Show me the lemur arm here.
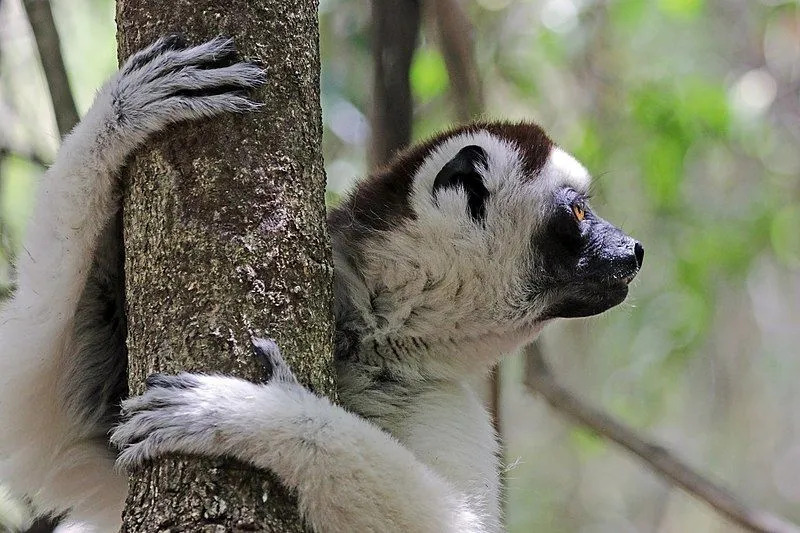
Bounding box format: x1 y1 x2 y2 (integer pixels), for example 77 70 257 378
112 340 489 533
0 36 265 530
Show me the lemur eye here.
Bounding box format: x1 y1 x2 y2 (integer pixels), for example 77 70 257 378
572 202 585 222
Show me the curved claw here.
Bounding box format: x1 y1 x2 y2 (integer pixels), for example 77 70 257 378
251 337 298 385
145 372 202 390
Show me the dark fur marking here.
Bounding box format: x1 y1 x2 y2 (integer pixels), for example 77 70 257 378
121 34 187 75
328 121 554 237
432 145 489 223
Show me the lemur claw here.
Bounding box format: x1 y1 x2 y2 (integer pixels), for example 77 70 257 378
251 337 299 385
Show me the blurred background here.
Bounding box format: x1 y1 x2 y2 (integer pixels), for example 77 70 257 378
1 0 799 531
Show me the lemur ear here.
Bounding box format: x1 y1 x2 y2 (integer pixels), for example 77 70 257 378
432 145 490 223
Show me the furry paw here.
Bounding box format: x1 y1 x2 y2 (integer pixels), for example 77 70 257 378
111 373 246 469
106 35 265 145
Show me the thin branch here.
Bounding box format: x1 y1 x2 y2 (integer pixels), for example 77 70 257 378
430 0 483 122
369 0 421 169
0 142 49 169
523 344 800 533
22 0 79 137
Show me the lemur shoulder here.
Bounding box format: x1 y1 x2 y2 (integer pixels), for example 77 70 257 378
0 36 643 532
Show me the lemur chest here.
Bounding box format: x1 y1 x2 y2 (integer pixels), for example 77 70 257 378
386 383 500 504
336 362 500 507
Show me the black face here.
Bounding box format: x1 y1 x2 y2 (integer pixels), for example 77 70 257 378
534 188 644 319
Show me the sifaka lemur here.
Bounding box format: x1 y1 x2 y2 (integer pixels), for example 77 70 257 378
0 36 643 532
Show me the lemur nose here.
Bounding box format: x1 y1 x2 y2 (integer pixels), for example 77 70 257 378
634 241 644 269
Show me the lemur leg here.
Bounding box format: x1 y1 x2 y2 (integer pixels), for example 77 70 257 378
112 340 489 533
0 36 265 530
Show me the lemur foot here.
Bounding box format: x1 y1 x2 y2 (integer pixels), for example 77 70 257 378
111 339 302 470
106 35 265 149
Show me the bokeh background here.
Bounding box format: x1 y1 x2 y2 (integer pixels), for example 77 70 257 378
1 0 799 531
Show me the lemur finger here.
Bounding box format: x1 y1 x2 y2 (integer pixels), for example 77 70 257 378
144 372 202 391
140 63 267 101
115 443 151 471
113 399 198 449
116 438 164 470
133 36 238 84
110 412 160 447
136 91 262 126
120 33 187 75
113 423 178 468
252 337 298 385
164 36 237 68
119 385 184 414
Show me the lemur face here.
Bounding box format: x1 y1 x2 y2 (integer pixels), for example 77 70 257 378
533 172 644 319
329 122 642 346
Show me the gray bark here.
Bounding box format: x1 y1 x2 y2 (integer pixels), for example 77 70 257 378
117 0 334 531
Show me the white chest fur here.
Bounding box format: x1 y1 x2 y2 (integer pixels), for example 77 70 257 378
390 381 501 529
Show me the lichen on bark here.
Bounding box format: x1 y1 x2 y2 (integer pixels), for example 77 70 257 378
117 1 333 530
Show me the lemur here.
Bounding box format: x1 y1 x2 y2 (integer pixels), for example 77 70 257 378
0 36 643 532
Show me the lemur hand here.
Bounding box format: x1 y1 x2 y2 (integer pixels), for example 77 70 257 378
111 338 302 470
96 35 265 159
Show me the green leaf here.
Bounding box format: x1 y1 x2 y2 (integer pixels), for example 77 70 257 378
630 86 686 143
657 0 704 19
0 156 39 245
537 29 566 65
682 79 730 137
568 427 606 458
641 137 685 209
609 0 648 27
325 189 343 208
568 120 605 171
410 48 449 100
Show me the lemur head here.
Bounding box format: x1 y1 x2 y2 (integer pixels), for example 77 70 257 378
329 121 643 365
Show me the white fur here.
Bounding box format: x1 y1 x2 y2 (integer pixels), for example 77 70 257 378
541 146 591 194
113 372 491 533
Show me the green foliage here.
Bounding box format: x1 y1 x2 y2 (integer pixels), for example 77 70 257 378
770 205 800 268
609 0 648 27
568 427 607 458
324 189 342 208
658 0 705 20
0 156 38 246
0 157 39 297
410 48 449 100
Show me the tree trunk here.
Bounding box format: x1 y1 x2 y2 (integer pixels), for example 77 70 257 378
117 1 334 531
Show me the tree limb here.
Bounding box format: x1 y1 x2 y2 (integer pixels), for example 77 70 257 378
21 0 79 137
369 0 420 170
430 0 483 122
0 141 49 168
523 343 800 533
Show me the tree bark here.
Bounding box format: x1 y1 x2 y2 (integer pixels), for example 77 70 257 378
117 1 334 531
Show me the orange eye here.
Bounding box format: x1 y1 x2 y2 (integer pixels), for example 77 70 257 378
572 203 585 222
